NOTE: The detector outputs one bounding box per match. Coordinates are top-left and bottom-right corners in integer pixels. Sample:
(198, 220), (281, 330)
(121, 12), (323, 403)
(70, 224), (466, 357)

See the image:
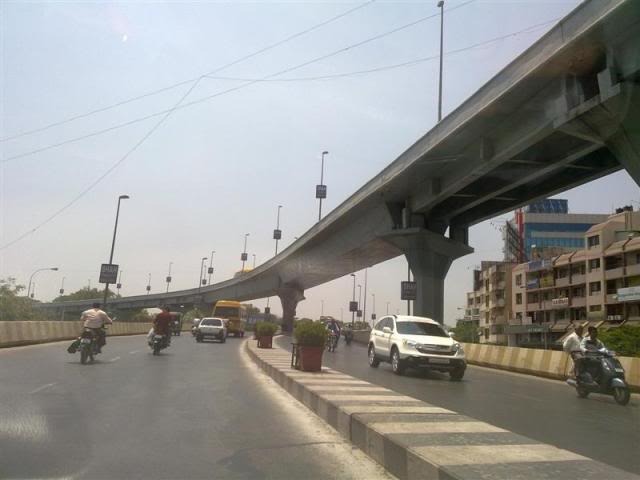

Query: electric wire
(2, 0), (474, 165)
(0, 0), (376, 144)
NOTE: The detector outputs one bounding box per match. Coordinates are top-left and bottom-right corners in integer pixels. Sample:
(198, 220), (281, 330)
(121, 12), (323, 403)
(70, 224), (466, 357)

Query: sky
(1, 0), (638, 324)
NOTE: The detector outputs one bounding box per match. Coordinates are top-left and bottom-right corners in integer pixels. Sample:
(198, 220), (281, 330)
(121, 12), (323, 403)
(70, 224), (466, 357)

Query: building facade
(503, 199), (608, 263)
(464, 261), (513, 345)
(508, 207), (640, 348)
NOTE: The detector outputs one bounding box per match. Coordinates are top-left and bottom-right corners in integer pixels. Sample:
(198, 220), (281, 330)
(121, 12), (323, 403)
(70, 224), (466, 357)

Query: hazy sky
(1, 0), (638, 323)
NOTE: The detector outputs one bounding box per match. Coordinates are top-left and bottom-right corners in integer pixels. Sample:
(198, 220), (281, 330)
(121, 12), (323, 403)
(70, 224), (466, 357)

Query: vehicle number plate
(429, 358), (450, 364)
(615, 368), (624, 373)
(81, 338), (91, 344)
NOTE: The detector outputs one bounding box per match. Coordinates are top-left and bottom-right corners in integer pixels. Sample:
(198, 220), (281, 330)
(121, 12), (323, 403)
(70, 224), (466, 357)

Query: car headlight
(402, 339), (418, 349)
(453, 343), (464, 354)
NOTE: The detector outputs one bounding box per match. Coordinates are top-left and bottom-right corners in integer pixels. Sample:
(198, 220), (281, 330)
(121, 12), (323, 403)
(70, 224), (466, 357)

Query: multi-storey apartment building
(464, 261), (513, 344)
(508, 207), (640, 347)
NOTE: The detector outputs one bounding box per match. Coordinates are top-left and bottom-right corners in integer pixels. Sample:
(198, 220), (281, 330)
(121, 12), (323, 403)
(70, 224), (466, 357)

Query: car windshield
(200, 319), (222, 326)
(396, 322), (448, 337)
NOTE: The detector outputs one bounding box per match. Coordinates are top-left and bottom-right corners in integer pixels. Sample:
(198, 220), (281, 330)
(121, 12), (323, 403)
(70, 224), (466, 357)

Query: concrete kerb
(245, 339), (637, 480)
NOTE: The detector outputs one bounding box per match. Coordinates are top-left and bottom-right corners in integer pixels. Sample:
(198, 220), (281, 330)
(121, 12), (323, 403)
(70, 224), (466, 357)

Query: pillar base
(278, 285), (305, 333)
(381, 228), (473, 323)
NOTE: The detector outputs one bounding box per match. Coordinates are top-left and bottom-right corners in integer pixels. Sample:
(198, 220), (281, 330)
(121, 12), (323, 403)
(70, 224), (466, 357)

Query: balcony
(527, 303), (540, 312)
(570, 274), (586, 285)
(626, 263), (640, 277)
(604, 267), (624, 280)
(555, 277), (570, 288)
(606, 294), (619, 304)
(571, 297), (586, 308)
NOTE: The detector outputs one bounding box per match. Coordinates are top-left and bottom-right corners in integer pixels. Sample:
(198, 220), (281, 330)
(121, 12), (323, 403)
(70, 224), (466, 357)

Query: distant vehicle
(368, 315), (466, 380)
(195, 317), (227, 343)
(212, 301), (247, 337)
(149, 331), (169, 355)
(170, 312), (183, 336)
(566, 348), (630, 406)
(191, 318), (201, 337)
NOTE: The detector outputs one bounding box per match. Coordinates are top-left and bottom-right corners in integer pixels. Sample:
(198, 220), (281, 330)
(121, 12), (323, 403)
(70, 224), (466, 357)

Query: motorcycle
(77, 327), (102, 364)
(149, 331), (169, 355)
(326, 331), (338, 352)
(344, 329), (353, 346)
(566, 348), (630, 406)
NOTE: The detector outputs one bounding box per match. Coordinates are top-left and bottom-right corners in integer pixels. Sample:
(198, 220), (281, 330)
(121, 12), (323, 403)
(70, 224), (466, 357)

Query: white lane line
(108, 356), (121, 363)
(29, 383), (57, 394)
(129, 350), (140, 355)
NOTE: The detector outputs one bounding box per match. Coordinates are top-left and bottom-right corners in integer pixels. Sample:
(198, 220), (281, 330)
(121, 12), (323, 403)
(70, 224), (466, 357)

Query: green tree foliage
(600, 325), (640, 357)
(451, 321), (479, 343)
(53, 287), (115, 302)
(183, 308), (204, 324)
(0, 277), (43, 321)
(131, 309), (152, 323)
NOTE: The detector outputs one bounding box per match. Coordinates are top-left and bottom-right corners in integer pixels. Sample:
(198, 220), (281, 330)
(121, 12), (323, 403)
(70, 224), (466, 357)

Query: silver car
(195, 317), (227, 343)
(368, 315), (466, 380)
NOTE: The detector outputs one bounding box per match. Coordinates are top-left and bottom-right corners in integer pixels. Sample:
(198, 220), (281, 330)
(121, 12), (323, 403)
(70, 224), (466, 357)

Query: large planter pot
(298, 345), (324, 372)
(257, 336), (273, 349)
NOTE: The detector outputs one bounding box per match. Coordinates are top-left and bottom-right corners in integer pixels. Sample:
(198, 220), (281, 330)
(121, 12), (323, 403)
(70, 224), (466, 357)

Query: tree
(600, 325), (640, 357)
(0, 277), (43, 321)
(53, 286), (115, 302)
(451, 320), (478, 343)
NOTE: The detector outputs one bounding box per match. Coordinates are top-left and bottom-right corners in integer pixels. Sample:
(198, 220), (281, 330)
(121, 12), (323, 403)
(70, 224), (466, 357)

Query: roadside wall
(350, 330), (640, 389)
(0, 321), (188, 348)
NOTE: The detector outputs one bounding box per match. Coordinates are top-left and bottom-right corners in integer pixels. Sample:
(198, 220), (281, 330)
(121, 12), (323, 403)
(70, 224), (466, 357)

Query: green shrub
(600, 325), (640, 357)
(294, 320), (326, 347)
(256, 321), (278, 337)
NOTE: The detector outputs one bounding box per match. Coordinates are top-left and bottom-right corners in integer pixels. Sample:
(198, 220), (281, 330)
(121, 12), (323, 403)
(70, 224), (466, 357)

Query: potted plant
(255, 321), (278, 348)
(294, 320), (326, 371)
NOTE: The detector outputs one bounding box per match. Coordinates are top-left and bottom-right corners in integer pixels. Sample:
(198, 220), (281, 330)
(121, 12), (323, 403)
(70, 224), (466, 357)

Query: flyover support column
(278, 286), (305, 333)
(381, 228), (473, 323)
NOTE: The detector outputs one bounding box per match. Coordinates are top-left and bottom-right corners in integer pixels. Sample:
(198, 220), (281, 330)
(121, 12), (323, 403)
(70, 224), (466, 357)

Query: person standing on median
(562, 324), (584, 379)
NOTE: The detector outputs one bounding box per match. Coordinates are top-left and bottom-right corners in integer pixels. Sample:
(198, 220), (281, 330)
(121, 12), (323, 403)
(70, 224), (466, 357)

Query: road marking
(29, 383), (56, 394)
(108, 356), (121, 363)
(129, 350), (139, 354)
(370, 421), (507, 435)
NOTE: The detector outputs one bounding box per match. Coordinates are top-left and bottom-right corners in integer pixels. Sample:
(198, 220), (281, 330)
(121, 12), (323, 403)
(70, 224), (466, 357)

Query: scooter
(149, 332), (169, 355)
(566, 349), (630, 406)
(344, 329), (353, 346)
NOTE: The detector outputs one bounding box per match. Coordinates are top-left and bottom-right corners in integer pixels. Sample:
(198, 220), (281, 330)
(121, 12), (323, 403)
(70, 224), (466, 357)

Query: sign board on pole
(315, 185), (327, 199)
(99, 264), (118, 284)
(264, 307), (271, 315)
(273, 229), (282, 240)
(207, 267), (214, 274)
(349, 301), (358, 312)
(371, 313), (376, 320)
(357, 310), (363, 318)
(166, 276), (172, 283)
(241, 253), (248, 261)
(401, 281), (417, 301)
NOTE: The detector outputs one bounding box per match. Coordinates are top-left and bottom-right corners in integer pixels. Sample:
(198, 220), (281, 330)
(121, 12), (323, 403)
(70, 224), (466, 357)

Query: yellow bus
(212, 300), (247, 337)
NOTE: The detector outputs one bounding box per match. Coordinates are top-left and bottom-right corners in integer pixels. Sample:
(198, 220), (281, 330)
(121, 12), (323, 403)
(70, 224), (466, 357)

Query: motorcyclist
(80, 302), (113, 353)
(326, 319), (341, 348)
(153, 307), (173, 346)
(578, 326), (606, 383)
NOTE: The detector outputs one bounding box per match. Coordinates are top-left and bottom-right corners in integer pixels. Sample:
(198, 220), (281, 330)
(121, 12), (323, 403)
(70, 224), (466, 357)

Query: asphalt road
(0, 334), (390, 480)
(275, 336), (640, 475)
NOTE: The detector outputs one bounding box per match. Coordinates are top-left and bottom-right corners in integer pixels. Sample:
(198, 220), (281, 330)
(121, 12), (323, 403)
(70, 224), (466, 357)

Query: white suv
(195, 317), (227, 343)
(368, 315), (466, 380)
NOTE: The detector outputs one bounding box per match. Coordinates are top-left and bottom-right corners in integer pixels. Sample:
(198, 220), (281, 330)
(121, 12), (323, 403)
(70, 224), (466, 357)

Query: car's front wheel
(449, 368), (465, 381)
(391, 347), (406, 375)
(368, 344), (380, 367)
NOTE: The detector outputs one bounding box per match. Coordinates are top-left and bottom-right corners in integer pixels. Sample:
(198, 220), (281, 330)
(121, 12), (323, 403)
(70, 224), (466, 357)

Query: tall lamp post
(116, 270), (123, 296)
(371, 292), (376, 327)
(27, 267), (59, 299)
(274, 205), (283, 255)
(208, 251), (215, 285)
(198, 257), (207, 292)
(386, 301), (390, 315)
(358, 284), (362, 321)
(241, 233), (249, 271)
(350, 273), (356, 326)
(166, 262), (173, 293)
(103, 194), (129, 306)
(437, 0), (445, 122)
(363, 268), (368, 326)
(316, 151), (328, 222)
(59, 276), (66, 296)
(146, 273), (151, 295)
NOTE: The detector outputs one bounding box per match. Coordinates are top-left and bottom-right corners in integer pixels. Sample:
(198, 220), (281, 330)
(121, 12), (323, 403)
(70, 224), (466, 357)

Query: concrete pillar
(381, 228), (473, 323)
(278, 285), (305, 333)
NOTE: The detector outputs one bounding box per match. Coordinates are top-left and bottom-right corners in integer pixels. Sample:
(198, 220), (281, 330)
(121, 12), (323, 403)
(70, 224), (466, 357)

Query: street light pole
(166, 262), (173, 293)
(371, 292), (376, 327)
(274, 205), (283, 256)
(350, 273), (356, 326)
(317, 151), (328, 222)
(103, 194), (129, 306)
(363, 268), (368, 326)
(241, 233), (249, 272)
(146, 273), (151, 295)
(116, 270), (123, 296)
(27, 267), (59, 298)
(386, 302), (390, 315)
(437, 0), (445, 122)
(208, 251), (215, 285)
(59, 276), (65, 296)
(198, 257), (207, 292)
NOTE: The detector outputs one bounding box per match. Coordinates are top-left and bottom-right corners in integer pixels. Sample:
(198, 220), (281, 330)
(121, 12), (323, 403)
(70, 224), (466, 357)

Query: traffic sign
(99, 264), (118, 284)
(401, 281), (417, 301)
(273, 229), (282, 240)
(241, 253), (248, 261)
(316, 185), (327, 199)
(349, 301), (358, 312)
(357, 310), (363, 318)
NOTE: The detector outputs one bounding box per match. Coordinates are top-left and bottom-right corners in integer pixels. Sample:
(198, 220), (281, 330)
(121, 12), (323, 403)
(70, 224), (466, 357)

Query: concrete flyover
(38, 0), (640, 331)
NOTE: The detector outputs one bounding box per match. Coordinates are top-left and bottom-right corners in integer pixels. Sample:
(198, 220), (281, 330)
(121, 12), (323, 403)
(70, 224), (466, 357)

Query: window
(589, 281), (601, 295)
(588, 258), (600, 271)
(515, 274), (522, 286)
(374, 319), (385, 331)
(589, 305), (602, 312)
(516, 293), (523, 305)
(587, 235), (600, 248)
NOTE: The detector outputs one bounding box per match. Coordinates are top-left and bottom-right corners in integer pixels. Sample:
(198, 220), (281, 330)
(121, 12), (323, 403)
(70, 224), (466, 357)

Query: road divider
(246, 339), (635, 480)
(0, 320), (188, 348)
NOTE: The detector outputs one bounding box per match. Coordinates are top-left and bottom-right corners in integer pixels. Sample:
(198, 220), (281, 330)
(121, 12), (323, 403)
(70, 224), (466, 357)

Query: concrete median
(246, 339), (636, 480)
(0, 321), (190, 348)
